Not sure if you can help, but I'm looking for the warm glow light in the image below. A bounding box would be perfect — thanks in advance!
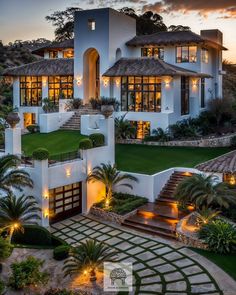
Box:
[163,76,172,88]
[84,270,88,275]
[183,171,192,176]
[76,76,82,86]
[103,77,109,87]
[42,77,47,87]
[43,190,49,199]
[13,223,19,229]
[66,168,71,177]
[191,78,199,90]
[230,176,236,185]
[139,211,156,219]
[115,78,120,87]
[105,199,110,208]
[44,210,49,218]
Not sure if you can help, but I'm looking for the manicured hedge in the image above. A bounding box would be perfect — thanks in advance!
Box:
[78,138,93,150]
[32,148,49,160]
[11,225,66,247]
[89,133,105,147]
[53,245,70,260]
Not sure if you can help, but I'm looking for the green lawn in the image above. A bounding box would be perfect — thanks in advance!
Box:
[192,248,236,281]
[22,130,87,156]
[115,144,231,174]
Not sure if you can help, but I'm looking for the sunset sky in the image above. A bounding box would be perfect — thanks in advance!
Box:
[0,0,236,62]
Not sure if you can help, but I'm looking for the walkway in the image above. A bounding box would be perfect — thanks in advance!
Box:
[51,215,236,295]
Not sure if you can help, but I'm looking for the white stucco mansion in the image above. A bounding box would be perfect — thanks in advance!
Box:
[4,8,226,138]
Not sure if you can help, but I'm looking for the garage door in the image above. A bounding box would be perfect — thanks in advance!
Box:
[49,182,82,224]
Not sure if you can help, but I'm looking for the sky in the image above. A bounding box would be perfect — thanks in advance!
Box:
[0,0,236,62]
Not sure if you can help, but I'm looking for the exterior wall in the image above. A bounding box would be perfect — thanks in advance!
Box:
[39,112,74,133]
[13,77,20,109]
[18,106,43,129]
[74,8,136,100]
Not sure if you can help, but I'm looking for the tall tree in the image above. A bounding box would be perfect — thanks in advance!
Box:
[45,7,82,41]
[168,25,191,32]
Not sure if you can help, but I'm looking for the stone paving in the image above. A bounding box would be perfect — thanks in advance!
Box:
[51,215,234,295]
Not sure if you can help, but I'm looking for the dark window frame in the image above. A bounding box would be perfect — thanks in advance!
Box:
[48,75,73,103]
[130,121,151,139]
[201,78,205,108]
[141,47,164,60]
[20,76,42,106]
[121,76,162,113]
[176,46,197,63]
[181,76,190,115]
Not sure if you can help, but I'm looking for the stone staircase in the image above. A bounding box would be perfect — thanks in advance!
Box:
[60,104,100,130]
[122,171,193,239]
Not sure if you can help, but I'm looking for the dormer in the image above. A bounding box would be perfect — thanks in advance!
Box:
[32,39,74,59]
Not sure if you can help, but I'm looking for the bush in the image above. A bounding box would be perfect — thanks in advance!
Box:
[169,118,200,139]
[89,133,105,147]
[199,219,236,254]
[42,98,59,113]
[72,98,82,109]
[26,124,40,134]
[101,97,119,111]
[0,279,4,294]
[0,236,12,259]
[231,136,236,148]
[53,245,70,261]
[32,148,49,160]
[89,97,101,110]
[44,289,74,295]
[11,225,65,247]
[8,256,49,290]
[78,138,93,150]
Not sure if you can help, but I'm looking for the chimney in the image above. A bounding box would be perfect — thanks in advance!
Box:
[200,29,223,45]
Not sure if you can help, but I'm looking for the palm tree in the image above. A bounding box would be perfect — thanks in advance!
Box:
[115,115,136,139]
[63,239,117,281]
[0,193,40,243]
[175,174,236,209]
[87,163,138,207]
[0,154,33,194]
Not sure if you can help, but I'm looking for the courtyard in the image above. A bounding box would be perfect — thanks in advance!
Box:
[50,215,236,295]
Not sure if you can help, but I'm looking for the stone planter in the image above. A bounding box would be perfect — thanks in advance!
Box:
[101,105,114,119]
[90,206,137,224]
[6,112,20,128]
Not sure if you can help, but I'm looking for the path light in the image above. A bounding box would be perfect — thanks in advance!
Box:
[105,199,110,209]
[13,223,19,230]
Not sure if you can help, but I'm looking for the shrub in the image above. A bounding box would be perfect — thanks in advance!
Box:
[0,236,12,259]
[12,225,52,246]
[44,289,74,295]
[115,115,136,139]
[101,97,119,111]
[72,98,82,109]
[231,136,236,149]
[89,133,105,147]
[26,124,40,134]
[89,97,101,110]
[199,219,236,254]
[53,245,70,261]
[42,98,59,113]
[8,256,49,290]
[78,138,93,150]
[0,279,4,294]
[32,148,49,160]
[169,118,200,139]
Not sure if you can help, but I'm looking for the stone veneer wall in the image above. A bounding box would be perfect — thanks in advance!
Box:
[117,132,236,147]
[89,206,137,224]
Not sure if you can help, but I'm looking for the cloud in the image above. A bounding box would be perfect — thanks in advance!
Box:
[142,0,236,18]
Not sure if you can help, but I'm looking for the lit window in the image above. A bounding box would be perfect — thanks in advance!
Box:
[20,76,42,106]
[201,48,209,63]
[141,47,164,60]
[176,46,197,63]
[88,19,96,31]
[63,50,74,58]
[49,51,58,59]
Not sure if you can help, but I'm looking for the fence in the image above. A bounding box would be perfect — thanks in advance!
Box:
[49,150,80,164]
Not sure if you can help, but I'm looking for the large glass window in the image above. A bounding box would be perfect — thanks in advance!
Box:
[20,76,42,106]
[48,76,73,103]
[63,50,74,58]
[141,47,164,60]
[130,121,150,139]
[121,76,161,112]
[181,76,190,115]
[49,51,59,59]
[201,78,205,108]
[201,48,209,63]
[176,46,197,63]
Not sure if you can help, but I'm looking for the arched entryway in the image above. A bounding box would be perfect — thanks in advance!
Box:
[83,48,100,102]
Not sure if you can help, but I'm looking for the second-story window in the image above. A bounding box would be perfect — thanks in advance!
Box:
[201,48,209,63]
[141,47,164,60]
[176,46,197,63]
[63,50,74,58]
[88,19,96,31]
[49,50,58,59]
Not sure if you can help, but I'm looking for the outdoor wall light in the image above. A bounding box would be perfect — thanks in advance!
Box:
[44,210,49,218]
[66,168,71,177]
[163,76,172,88]
[103,77,109,87]
[43,192,49,199]
[42,77,47,87]
[230,175,236,185]
[191,78,199,90]
[76,76,82,86]
[115,78,120,87]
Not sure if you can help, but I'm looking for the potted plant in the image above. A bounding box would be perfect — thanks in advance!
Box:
[101,97,116,118]
[6,108,20,128]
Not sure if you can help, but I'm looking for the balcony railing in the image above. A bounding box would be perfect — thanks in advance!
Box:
[49,150,81,165]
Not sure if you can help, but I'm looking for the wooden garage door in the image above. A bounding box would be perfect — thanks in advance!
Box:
[49,182,82,224]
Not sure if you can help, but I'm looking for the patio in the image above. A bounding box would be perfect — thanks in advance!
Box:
[51,215,236,294]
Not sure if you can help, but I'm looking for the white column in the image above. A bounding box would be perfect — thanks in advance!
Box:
[42,76,48,100]
[34,159,49,228]
[5,128,21,155]
[13,77,20,109]
[98,117,115,164]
